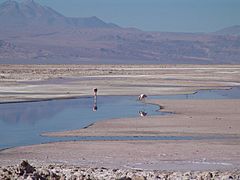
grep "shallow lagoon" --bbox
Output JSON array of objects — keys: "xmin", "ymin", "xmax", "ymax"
[
  {"xmin": 0, "ymin": 95, "xmax": 162, "ymax": 149},
  {"xmin": 0, "ymin": 87, "xmax": 240, "ymax": 149}
]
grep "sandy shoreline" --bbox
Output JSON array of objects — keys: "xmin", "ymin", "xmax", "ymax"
[
  {"xmin": 1, "ymin": 139, "xmax": 240, "ymax": 169},
  {"xmin": 0, "ymin": 64, "xmax": 240, "ymax": 176}
]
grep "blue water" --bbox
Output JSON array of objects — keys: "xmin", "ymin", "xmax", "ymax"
[
  {"xmin": 151, "ymin": 86, "xmax": 240, "ymax": 100},
  {"xmin": 0, "ymin": 96, "xmax": 163, "ymax": 149},
  {"xmin": 0, "ymin": 87, "xmax": 240, "ymax": 149}
]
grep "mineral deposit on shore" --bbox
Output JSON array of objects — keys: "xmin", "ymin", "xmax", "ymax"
[{"xmin": 1, "ymin": 161, "xmax": 239, "ymax": 180}]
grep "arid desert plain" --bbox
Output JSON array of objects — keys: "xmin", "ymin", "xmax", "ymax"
[{"xmin": 0, "ymin": 64, "xmax": 240, "ymax": 179}]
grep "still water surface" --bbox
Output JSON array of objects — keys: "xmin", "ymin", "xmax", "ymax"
[
  {"xmin": 0, "ymin": 87, "xmax": 240, "ymax": 149},
  {"xmin": 0, "ymin": 96, "xmax": 163, "ymax": 149}
]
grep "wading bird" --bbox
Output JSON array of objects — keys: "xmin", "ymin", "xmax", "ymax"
[
  {"xmin": 93, "ymin": 88, "xmax": 98, "ymax": 96},
  {"xmin": 138, "ymin": 94, "xmax": 147, "ymax": 101}
]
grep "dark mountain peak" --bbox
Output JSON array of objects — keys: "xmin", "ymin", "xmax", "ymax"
[
  {"xmin": 0, "ymin": 0, "xmax": 119, "ymax": 29},
  {"xmin": 20, "ymin": 0, "xmax": 43, "ymax": 9},
  {"xmin": 0, "ymin": 0, "xmax": 35, "ymax": 9},
  {"xmin": 0, "ymin": 0, "xmax": 24, "ymax": 23},
  {"xmin": 0, "ymin": 0, "xmax": 19, "ymax": 12}
]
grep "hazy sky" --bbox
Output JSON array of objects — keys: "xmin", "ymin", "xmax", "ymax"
[{"xmin": 2, "ymin": 0, "xmax": 240, "ymax": 32}]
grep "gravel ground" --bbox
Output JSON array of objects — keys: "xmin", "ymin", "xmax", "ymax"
[{"xmin": 1, "ymin": 161, "xmax": 239, "ymax": 180}]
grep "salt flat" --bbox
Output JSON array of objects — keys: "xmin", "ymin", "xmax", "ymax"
[
  {"xmin": 1, "ymin": 64, "xmax": 240, "ymax": 103},
  {"xmin": 0, "ymin": 64, "xmax": 240, "ymax": 172}
]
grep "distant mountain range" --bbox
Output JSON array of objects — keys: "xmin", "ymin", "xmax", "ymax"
[
  {"xmin": 0, "ymin": 0, "xmax": 240, "ymax": 64},
  {"xmin": 0, "ymin": 0, "xmax": 118, "ymax": 29}
]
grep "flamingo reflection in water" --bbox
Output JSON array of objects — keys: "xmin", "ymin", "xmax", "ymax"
[{"xmin": 139, "ymin": 111, "xmax": 147, "ymax": 117}]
